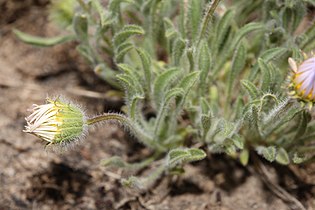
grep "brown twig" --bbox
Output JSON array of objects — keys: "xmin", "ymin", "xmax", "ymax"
[{"xmin": 252, "ymin": 154, "xmax": 306, "ymax": 210}]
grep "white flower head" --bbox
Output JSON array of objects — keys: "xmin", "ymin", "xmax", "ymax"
[{"xmin": 24, "ymin": 97, "xmax": 88, "ymax": 147}]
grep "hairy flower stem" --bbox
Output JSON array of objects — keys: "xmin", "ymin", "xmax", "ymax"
[
  {"xmin": 197, "ymin": 0, "xmax": 222, "ymax": 45},
  {"xmin": 87, "ymin": 113, "xmax": 166, "ymax": 152}
]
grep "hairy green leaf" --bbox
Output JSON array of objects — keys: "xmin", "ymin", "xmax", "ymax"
[
  {"xmin": 172, "ymin": 38, "xmax": 186, "ymax": 65},
  {"xmin": 73, "ymin": 14, "xmax": 88, "ymax": 42},
  {"xmin": 136, "ymin": 48, "xmax": 152, "ymax": 94},
  {"xmin": 113, "ymin": 25, "xmax": 145, "ymax": 47},
  {"xmin": 240, "ymin": 149, "xmax": 249, "ymax": 166},
  {"xmin": 214, "ymin": 9, "xmax": 234, "ymax": 53},
  {"xmin": 227, "ymin": 43, "xmax": 247, "ymax": 98},
  {"xmin": 249, "ymin": 47, "xmax": 287, "ymax": 80},
  {"xmin": 109, "ymin": 0, "xmax": 135, "ymax": 13},
  {"xmin": 153, "ymin": 68, "xmax": 180, "ymax": 106},
  {"xmin": 261, "ymin": 146, "xmax": 277, "ymax": 162},
  {"xmin": 187, "ymin": 0, "xmax": 202, "ymax": 41},
  {"xmin": 276, "ymin": 148, "xmax": 290, "ymax": 165},
  {"xmin": 13, "ymin": 29, "xmax": 75, "ymax": 47},
  {"xmin": 167, "ymin": 148, "xmax": 206, "ymax": 168},
  {"xmin": 241, "ymin": 80, "xmax": 260, "ymax": 100},
  {"xmin": 198, "ymin": 40, "xmax": 212, "ymax": 94},
  {"xmin": 115, "ymin": 42, "xmax": 134, "ymax": 62}
]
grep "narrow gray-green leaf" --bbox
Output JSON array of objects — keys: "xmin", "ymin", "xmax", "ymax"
[
  {"xmin": 198, "ymin": 40, "xmax": 211, "ymax": 94},
  {"xmin": 167, "ymin": 148, "xmax": 206, "ymax": 168},
  {"xmin": 13, "ymin": 29, "xmax": 75, "ymax": 47},
  {"xmin": 165, "ymin": 88, "xmax": 184, "ymax": 103},
  {"xmin": 179, "ymin": 71, "xmax": 200, "ymax": 93},
  {"xmin": 109, "ymin": 0, "xmax": 135, "ymax": 13},
  {"xmin": 187, "ymin": 0, "xmax": 202, "ymax": 41},
  {"xmin": 257, "ymin": 58, "xmax": 271, "ymax": 91},
  {"xmin": 113, "ymin": 25, "xmax": 145, "ymax": 47},
  {"xmin": 91, "ymin": 0, "xmax": 107, "ymax": 26},
  {"xmin": 294, "ymin": 111, "xmax": 310, "ymax": 140},
  {"xmin": 214, "ymin": 9, "xmax": 234, "ymax": 53},
  {"xmin": 241, "ymin": 80, "xmax": 260, "ymax": 100},
  {"xmin": 129, "ymin": 95, "xmax": 144, "ymax": 120},
  {"xmin": 261, "ymin": 146, "xmax": 276, "ymax": 162},
  {"xmin": 201, "ymin": 114, "xmax": 212, "ymax": 135},
  {"xmin": 153, "ymin": 68, "xmax": 180, "ymax": 105},
  {"xmin": 136, "ymin": 48, "xmax": 152, "ymax": 93},
  {"xmin": 240, "ymin": 149, "xmax": 249, "ymax": 166},
  {"xmin": 172, "ymin": 38, "xmax": 186, "ymax": 65},
  {"xmin": 227, "ymin": 43, "xmax": 246, "ymax": 98},
  {"xmin": 276, "ymin": 148, "xmax": 290, "ymax": 165},
  {"xmin": 115, "ymin": 42, "xmax": 134, "ymax": 63},
  {"xmin": 73, "ymin": 14, "xmax": 88, "ymax": 42},
  {"xmin": 164, "ymin": 17, "xmax": 179, "ymax": 40},
  {"xmin": 249, "ymin": 47, "xmax": 287, "ymax": 80}
]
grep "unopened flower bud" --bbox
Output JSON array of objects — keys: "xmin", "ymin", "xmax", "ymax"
[{"xmin": 24, "ymin": 97, "xmax": 87, "ymax": 146}]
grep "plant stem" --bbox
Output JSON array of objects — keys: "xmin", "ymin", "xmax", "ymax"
[
  {"xmin": 197, "ymin": 0, "xmax": 222, "ymax": 45},
  {"xmin": 87, "ymin": 113, "xmax": 166, "ymax": 151}
]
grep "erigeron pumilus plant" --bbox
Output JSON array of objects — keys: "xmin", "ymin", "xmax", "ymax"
[{"xmin": 20, "ymin": 0, "xmax": 315, "ymax": 189}]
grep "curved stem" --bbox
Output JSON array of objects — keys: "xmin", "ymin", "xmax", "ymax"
[{"xmin": 87, "ymin": 113, "xmax": 166, "ymax": 152}]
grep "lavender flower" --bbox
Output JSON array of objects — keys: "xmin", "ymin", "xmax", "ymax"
[{"xmin": 288, "ymin": 55, "xmax": 315, "ymax": 107}]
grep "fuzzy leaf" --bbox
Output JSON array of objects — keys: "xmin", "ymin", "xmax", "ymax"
[
  {"xmin": 294, "ymin": 111, "xmax": 311, "ymax": 140},
  {"xmin": 91, "ymin": 0, "xmax": 107, "ymax": 26},
  {"xmin": 165, "ymin": 88, "xmax": 184, "ymax": 103},
  {"xmin": 164, "ymin": 18, "xmax": 179, "ymax": 40},
  {"xmin": 76, "ymin": 44, "xmax": 94, "ymax": 63},
  {"xmin": 198, "ymin": 40, "xmax": 212, "ymax": 93},
  {"xmin": 136, "ymin": 48, "xmax": 152, "ymax": 93},
  {"xmin": 176, "ymin": 71, "xmax": 200, "ymax": 106},
  {"xmin": 172, "ymin": 38, "xmax": 186, "ymax": 65},
  {"xmin": 129, "ymin": 95, "xmax": 145, "ymax": 120},
  {"xmin": 276, "ymin": 148, "xmax": 290, "ymax": 165},
  {"xmin": 73, "ymin": 14, "xmax": 88, "ymax": 42},
  {"xmin": 257, "ymin": 58, "xmax": 272, "ymax": 91},
  {"xmin": 153, "ymin": 68, "xmax": 180, "ymax": 105},
  {"xmin": 214, "ymin": 9, "xmax": 234, "ymax": 53},
  {"xmin": 109, "ymin": 0, "xmax": 135, "ymax": 13},
  {"xmin": 13, "ymin": 29, "xmax": 75, "ymax": 47},
  {"xmin": 249, "ymin": 47, "xmax": 287, "ymax": 80},
  {"xmin": 101, "ymin": 156, "xmax": 128, "ymax": 168},
  {"xmin": 228, "ymin": 43, "xmax": 247, "ymax": 98},
  {"xmin": 232, "ymin": 135, "xmax": 244, "ymax": 150},
  {"xmin": 117, "ymin": 64, "xmax": 143, "ymax": 94},
  {"xmin": 214, "ymin": 22, "xmax": 265, "ymax": 76},
  {"xmin": 116, "ymin": 74, "xmax": 138, "ymax": 95},
  {"xmin": 201, "ymin": 114, "xmax": 212, "ymax": 135},
  {"xmin": 178, "ymin": 71, "xmax": 200, "ymax": 93},
  {"xmin": 113, "ymin": 25, "xmax": 145, "ymax": 47},
  {"xmin": 240, "ymin": 149, "xmax": 249, "ymax": 166},
  {"xmin": 115, "ymin": 42, "xmax": 134, "ymax": 62},
  {"xmin": 187, "ymin": 0, "xmax": 202, "ymax": 41},
  {"xmin": 201, "ymin": 97, "xmax": 211, "ymax": 114},
  {"xmin": 94, "ymin": 63, "xmax": 120, "ymax": 89},
  {"xmin": 241, "ymin": 80, "xmax": 260, "ymax": 100},
  {"xmin": 167, "ymin": 148, "xmax": 206, "ymax": 168},
  {"xmin": 292, "ymin": 152, "xmax": 307, "ymax": 164},
  {"xmin": 121, "ymin": 176, "xmax": 142, "ymax": 189},
  {"xmin": 261, "ymin": 146, "xmax": 277, "ymax": 162},
  {"xmin": 231, "ymin": 22, "xmax": 264, "ymax": 51}
]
